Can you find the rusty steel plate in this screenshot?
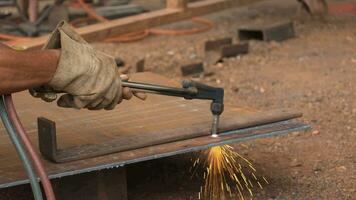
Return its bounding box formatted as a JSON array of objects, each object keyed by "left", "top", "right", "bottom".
[{"left": 0, "top": 72, "right": 308, "bottom": 188}]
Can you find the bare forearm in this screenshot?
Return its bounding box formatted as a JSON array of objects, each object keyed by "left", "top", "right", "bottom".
[{"left": 0, "top": 44, "right": 60, "bottom": 94}]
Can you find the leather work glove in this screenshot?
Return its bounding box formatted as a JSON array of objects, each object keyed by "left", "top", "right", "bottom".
[{"left": 30, "top": 21, "right": 146, "bottom": 110}]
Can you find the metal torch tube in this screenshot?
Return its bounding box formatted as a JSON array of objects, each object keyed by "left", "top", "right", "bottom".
[
  {"left": 211, "top": 114, "right": 219, "bottom": 137},
  {"left": 122, "top": 81, "right": 197, "bottom": 98}
]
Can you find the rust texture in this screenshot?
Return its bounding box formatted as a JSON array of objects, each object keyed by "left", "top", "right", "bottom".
[{"left": 0, "top": 72, "right": 302, "bottom": 188}]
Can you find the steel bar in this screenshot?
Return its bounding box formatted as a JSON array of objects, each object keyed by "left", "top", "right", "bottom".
[
  {"left": 221, "top": 43, "right": 249, "bottom": 58},
  {"left": 180, "top": 63, "right": 205, "bottom": 77},
  {"left": 122, "top": 81, "right": 197, "bottom": 98}
]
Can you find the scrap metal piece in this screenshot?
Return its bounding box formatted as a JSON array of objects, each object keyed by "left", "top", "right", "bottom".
[
  {"left": 205, "top": 43, "right": 249, "bottom": 64},
  {"left": 136, "top": 59, "right": 145, "bottom": 72},
  {"left": 38, "top": 118, "right": 59, "bottom": 163},
  {"left": 238, "top": 21, "right": 295, "bottom": 42},
  {"left": 204, "top": 37, "right": 233, "bottom": 52},
  {"left": 181, "top": 62, "right": 204, "bottom": 76},
  {"left": 221, "top": 43, "right": 249, "bottom": 58}
]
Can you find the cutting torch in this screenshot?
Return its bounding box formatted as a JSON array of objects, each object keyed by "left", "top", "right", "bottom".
[
  {"left": 33, "top": 80, "right": 224, "bottom": 136},
  {"left": 122, "top": 80, "right": 224, "bottom": 136}
]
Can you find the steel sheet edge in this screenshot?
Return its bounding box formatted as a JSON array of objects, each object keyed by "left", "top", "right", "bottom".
[{"left": 0, "top": 120, "right": 310, "bottom": 189}]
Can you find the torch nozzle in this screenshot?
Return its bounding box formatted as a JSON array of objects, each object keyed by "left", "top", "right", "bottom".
[{"left": 211, "top": 115, "right": 220, "bottom": 137}]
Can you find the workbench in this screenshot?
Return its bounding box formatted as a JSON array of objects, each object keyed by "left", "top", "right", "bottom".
[{"left": 0, "top": 72, "right": 309, "bottom": 199}]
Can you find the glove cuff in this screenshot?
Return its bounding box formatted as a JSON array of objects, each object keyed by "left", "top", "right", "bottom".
[
  {"left": 43, "top": 21, "right": 88, "bottom": 50},
  {"left": 48, "top": 32, "right": 96, "bottom": 91}
]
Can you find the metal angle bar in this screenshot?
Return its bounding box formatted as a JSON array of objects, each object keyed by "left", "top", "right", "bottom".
[
  {"left": 0, "top": 120, "right": 310, "bottom": 189},
  {"left": 238, "top": 21, "right": 295, "bottom": 42}
]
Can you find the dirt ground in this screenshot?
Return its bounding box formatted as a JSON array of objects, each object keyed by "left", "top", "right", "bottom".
[
  {"left": 0, "top": 0, "right": 355, "bottom": 199},
  {"left": 96, "top": 0, "right": 355, "bottom": 199}
]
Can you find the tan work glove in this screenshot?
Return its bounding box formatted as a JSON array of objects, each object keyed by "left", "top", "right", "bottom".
[{"left": 30, "top": 21, "right": 137, "bottom": 110}]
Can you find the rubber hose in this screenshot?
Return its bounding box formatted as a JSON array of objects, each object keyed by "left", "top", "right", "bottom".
[
  {"left": 4, "top": 94, "right": 56, "bottom": 200},
  {"left": 0, "top": 33, "right": 29, "bottom": 41},
  {"left": 0, "top": 96, "right": 43, "bottom": 200},
  {"left": 13, "top": 0, "right": 29, "bottom": 22}
]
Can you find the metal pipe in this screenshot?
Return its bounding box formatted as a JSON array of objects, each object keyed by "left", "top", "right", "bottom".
[
  {"left": 0, "top": 96, "right": 43, "bottom": 200},
  {"left": 4, "top": 95, "right": 56, "bottom": 200},
  {"left": 211, "top": 114, "right": 219, "bottom": 138}
]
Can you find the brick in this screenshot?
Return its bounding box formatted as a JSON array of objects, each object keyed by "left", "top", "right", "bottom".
[{"left": 136, "top": 59, "right": 145, "bottom": 72}]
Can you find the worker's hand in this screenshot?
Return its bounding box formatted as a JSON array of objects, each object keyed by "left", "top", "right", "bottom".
[
  {"left": 120, "top": 74, "right": 147, "bottom": 101},
  {"left": 30, "top": 21, "right": 145, "bottom": 110}
]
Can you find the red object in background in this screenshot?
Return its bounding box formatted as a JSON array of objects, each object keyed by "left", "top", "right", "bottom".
[
  {"left": 4, "top": 95, "right": 56, "bottom": 200},
  {"left": 329, "top": 2, "right": 356, "bottom": 14}
]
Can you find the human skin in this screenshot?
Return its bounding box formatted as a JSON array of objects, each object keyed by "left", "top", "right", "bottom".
[
  {"left": 0, "top": 43, "right": 143, "bottom": 101},
  {"left": 0, "top": 43, "right": 59, "bottom": 94}
]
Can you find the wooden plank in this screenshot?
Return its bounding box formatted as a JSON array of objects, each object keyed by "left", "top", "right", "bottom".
[
  {"left": 16, "top": 0, "right": 239, "bottom": 49},
  {"left": 166, "top": 0, "right": 188, "bottom": 10}
]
